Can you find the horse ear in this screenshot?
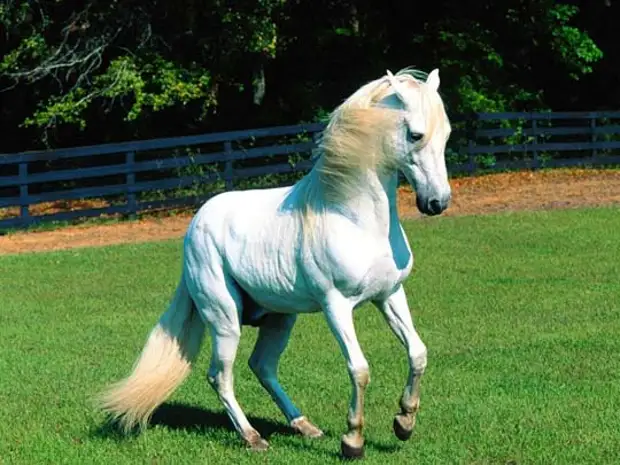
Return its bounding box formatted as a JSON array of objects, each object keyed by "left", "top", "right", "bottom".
[
  {"left": 426, "top": 68, "right": 440, "bottom": 91},
  {"left": 385, "top": 70, "right": 411, "bottom": 107}
]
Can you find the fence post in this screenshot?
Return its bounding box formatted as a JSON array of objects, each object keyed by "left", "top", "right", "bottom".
[
  {"left": 18, "top": 162, "right": 29, "bottom": 227},
  {"left": 590, "top": 116, "right": 597, "bottom": 160},
  {"left": 311, "top": 131, "right": 320, "bottom": 160},
  {"left": 224, "top": 141, "right": 234, "bottom": 190},
  {"left": 531, "top": 116, "right": 539, "bottom": 170},
  {"left": 466, "top": 115, "right": 476, "bottom": 174},
  {"left": 125, "top": 151, "right": 137, "bottom": 219}
]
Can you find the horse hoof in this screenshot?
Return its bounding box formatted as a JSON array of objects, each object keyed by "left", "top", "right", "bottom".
[
  {"left": 393, "top": 414, "right": 414, "bottom": 441},
  {"left": 246, "top": 434, "right": 269, "bottom": 452},
  {"left": 291, "top": 416, "right": 324, "bottom": 439},
  {"left": 341, "top": 435, "right": 364, "bottom": 460}
]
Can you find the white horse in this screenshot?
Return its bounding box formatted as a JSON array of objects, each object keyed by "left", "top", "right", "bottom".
[{"left": 97, "top": 67, "right": 452, "bottom": 459}]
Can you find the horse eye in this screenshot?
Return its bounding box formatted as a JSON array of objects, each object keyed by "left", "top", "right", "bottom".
[{"left": 407, "top": 130, "right": 424, "bottom": 143}]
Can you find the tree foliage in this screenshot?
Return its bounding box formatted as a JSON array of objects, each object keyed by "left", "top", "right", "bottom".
[{"left": 0, "top": 0, "right": 613, "bottom": 151}]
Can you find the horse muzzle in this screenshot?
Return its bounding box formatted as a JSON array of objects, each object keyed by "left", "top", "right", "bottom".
[{"left": 416, "top": 194, "right": 451, "bottom": 216}]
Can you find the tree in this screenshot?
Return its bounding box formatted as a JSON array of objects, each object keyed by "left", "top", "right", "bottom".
[
  {"left": 0, "top": 0, "right": 607, "bottom": 151},
  {"left": 0, "top": 0, "right": 285, "bottom": 148}
]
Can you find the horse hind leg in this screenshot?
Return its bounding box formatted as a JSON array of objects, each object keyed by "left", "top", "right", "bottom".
[
  {"left": 187, "top": 268, "right": 269, "bottom": 451},
  {"left": 206, "top": 325, "right": 269, "bottom": 451},
  {"left": 248, "top": 313, "right": 324, "bottom": 439}
]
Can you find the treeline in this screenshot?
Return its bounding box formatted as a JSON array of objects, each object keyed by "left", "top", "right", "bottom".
[{"left": 1, "top": 0, "right": 618, "bottom": 152}]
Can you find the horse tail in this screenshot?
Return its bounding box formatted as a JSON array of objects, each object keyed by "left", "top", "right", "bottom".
[{"left": 96, "top": 273, "right": 205, "bottom": 433}]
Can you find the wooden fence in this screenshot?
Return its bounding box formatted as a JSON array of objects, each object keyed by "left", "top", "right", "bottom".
[
  {"left": 463, "top": 111, "right": 620, "bottom": 172},
  {"left": 1, "top": 111, "right": 620, "bottom": 231}
]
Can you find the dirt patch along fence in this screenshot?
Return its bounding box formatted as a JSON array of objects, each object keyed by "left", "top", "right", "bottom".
[{"left": 1, "top": 111, "right": 620, "bottom": 232}]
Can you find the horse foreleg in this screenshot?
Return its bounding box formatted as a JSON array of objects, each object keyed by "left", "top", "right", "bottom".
[
  {"left": 374, "top": 285, "right": 427, "bottom": 441},
  {"left": 248, "top": 313, "right": 324, "bottom": 438},
  {"left": 323, "top": 292, "right": 369, "bottom": 459}
]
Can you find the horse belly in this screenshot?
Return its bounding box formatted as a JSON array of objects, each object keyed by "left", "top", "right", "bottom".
[
  {"left": 244, "top": 287, "right": 320, "bottom": 314},
  {"left": 236, "top": 285, "right": 318, "bottom": 327},
  {"left": 230, "top": 260, "right": 320, "bottom": 317}
]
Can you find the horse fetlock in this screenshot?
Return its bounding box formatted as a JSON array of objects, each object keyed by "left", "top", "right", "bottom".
[
  {"left": 347, "top": 411, "right": 365, "bottom": 431},
  {"left": 399, "top": 393, "right": 420, "bottom": 414}
]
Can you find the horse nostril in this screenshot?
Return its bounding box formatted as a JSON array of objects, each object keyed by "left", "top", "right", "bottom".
[{"left": 429, "top": 199, "right": 442, "bottom": 214}]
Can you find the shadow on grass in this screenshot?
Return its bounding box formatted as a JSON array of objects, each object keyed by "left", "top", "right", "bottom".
[
  {"left": 92, "top": 401, "right": 402, "bottom": 459},
  {"left": 93, "top": 401, "right": 290, "bottom": 439},
  {"left": 152, "top": 402, "right": 293, "bottom": 438}
]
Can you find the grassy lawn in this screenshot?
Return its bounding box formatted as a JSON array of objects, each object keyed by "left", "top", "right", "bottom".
[{"left": 1, "top": 206, "right": 619, "bottom": 464}]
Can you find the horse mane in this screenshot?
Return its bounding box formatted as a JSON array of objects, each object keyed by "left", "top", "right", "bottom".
[{"left": 295, "top": 67, "right": 442, "bottom": 237}]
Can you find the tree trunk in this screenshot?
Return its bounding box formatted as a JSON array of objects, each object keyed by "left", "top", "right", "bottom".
[{"left": 252, "top": 63, "right": 266, "bottom": 106}]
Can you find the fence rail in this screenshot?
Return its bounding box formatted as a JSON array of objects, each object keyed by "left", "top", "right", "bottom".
[{"left": 1, "top": 111, "right": 619, "bottom": 231}]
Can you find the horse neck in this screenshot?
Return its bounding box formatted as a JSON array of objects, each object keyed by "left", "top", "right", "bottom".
[{"left": 324, "top": 165, "right": 399, "bottom": 236}]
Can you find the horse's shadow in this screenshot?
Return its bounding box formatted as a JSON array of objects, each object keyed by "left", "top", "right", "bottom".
[
  {"left": 93, "top": 401, "right": 401, "bottom": 457},
  {"left": 153, "top": 402, "right": 296, "bottom": 438},
  {"left": 94, "top": 401, "right": 293, "bottom": 440}
]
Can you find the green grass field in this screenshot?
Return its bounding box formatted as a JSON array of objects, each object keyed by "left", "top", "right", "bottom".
[{"left": 1, "top": 206, "right": 619, "bottom": 464}]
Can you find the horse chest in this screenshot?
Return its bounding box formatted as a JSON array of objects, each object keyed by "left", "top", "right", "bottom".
[
  {"left": 327, "top": 239, "right": 414, "bottom": 304},
  {"left": 360, "top": 253, "right": 413, "bottom": 300}
]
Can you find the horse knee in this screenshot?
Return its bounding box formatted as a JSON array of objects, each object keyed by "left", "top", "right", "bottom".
[
  {"left": 248, "top": 355, "right": 275, "bottom": 383},
  {"left": 207, "top": 355, "right": 237, "bottom": 394},
  {"left": 207, "top": 370, "right": 224, "bottom": 395},
  {"left": 248, "top": 354, "right": 261, "bottom": 376}
]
